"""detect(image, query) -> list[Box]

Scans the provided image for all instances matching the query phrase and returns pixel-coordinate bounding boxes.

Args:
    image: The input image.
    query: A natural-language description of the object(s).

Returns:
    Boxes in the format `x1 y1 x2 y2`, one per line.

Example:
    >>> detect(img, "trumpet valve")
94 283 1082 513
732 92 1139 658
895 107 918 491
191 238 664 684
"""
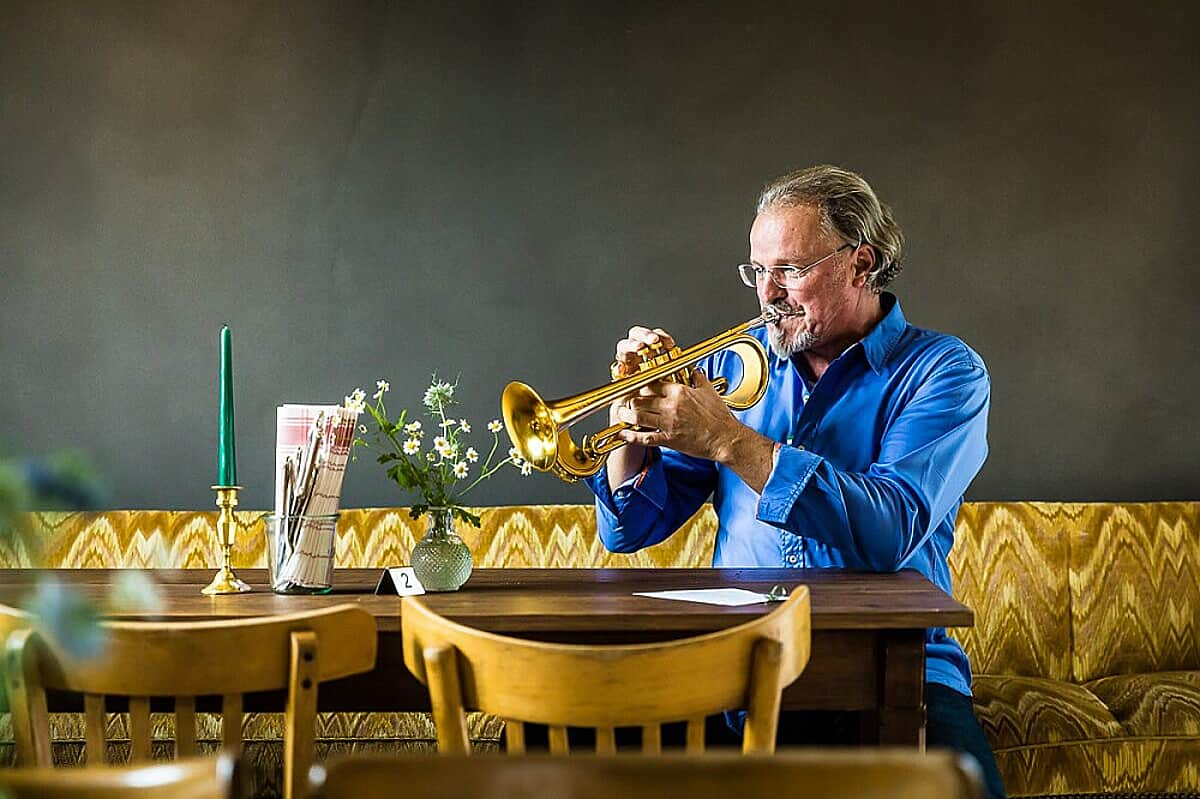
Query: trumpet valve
642 345 690 384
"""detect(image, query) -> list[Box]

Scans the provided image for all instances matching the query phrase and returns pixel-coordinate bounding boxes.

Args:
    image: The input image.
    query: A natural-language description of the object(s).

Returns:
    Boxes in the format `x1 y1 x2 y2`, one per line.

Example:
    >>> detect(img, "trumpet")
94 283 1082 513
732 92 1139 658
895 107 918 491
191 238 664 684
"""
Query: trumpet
501 308 782 482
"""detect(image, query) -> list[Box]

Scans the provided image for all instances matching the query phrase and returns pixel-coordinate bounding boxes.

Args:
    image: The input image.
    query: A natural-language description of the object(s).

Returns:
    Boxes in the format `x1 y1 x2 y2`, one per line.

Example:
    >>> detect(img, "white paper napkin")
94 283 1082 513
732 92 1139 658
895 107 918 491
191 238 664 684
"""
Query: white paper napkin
633 588 773 607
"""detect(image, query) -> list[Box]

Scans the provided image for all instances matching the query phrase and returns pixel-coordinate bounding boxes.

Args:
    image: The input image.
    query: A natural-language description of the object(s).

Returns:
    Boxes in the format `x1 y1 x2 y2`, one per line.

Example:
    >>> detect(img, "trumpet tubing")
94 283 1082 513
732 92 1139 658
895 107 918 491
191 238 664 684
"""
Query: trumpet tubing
501 310 779 482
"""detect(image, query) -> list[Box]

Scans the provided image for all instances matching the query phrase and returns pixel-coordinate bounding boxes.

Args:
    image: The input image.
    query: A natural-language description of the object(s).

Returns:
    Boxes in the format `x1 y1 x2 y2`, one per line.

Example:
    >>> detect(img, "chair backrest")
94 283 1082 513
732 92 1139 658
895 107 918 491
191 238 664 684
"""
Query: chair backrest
0 752 242 799
400 587 810 755
1 603 376 799
310 750 984 799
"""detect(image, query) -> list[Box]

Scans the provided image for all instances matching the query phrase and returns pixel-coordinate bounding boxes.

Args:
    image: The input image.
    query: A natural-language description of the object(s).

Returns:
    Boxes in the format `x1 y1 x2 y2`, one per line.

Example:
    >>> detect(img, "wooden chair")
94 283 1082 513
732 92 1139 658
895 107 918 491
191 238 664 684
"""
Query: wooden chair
0 752 244 799
1 603 376 799
400 586 810 755
310 750 985 799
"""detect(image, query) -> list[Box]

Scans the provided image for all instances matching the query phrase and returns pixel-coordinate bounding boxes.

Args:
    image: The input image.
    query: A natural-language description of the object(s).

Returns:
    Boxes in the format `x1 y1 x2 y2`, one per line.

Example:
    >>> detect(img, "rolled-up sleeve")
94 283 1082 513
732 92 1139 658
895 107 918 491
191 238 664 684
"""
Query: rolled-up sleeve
587 449 717 554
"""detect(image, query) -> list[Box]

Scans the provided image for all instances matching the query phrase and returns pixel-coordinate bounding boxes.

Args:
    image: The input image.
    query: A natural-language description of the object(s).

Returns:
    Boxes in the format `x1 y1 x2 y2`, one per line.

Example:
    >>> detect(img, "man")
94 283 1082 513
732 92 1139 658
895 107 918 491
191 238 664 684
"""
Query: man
584 165 1005 798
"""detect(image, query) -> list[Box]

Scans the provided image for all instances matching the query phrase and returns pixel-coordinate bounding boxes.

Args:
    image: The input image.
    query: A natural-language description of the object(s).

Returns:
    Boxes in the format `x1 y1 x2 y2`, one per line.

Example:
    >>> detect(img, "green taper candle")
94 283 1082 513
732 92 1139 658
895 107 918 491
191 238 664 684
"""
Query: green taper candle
217 325 237 486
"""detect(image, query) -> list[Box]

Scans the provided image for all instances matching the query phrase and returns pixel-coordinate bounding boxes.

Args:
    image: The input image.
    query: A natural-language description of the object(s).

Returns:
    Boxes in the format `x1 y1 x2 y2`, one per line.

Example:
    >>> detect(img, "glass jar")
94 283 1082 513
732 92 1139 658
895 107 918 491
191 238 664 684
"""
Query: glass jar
411 507 473 592
264 513 339 594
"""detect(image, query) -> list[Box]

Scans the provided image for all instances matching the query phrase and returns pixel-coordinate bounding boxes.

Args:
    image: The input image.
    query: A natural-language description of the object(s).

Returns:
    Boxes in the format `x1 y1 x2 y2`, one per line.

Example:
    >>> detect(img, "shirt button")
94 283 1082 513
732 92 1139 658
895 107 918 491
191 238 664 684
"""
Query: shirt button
786 554 799 565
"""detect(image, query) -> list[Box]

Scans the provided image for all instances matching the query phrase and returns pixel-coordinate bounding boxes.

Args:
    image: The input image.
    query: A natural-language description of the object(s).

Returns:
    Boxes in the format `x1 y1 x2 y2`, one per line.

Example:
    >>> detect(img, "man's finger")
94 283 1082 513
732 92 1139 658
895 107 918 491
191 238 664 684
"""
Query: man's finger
651 328 677 348
618 429 665 447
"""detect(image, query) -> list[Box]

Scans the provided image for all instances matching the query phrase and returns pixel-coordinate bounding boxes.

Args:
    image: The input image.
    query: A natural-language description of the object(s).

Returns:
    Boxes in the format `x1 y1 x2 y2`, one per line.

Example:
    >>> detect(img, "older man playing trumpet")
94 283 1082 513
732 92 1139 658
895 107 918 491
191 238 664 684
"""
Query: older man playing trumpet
586 165 1005 799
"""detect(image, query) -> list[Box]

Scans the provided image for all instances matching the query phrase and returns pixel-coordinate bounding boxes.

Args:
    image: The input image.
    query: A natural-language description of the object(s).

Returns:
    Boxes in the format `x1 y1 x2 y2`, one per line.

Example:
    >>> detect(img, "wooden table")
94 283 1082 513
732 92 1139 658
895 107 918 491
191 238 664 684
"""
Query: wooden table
0 568 971 747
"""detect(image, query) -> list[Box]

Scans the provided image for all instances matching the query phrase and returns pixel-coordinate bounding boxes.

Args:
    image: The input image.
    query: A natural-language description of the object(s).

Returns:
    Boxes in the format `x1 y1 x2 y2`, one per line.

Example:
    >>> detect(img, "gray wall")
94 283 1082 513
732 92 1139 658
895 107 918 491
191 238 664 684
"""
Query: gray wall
2 0 1197 510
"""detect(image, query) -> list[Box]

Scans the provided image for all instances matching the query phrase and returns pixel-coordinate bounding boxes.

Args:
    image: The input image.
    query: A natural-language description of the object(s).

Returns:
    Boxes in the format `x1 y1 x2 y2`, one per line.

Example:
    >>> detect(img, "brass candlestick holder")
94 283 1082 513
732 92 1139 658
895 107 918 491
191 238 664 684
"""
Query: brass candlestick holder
202 485 252 595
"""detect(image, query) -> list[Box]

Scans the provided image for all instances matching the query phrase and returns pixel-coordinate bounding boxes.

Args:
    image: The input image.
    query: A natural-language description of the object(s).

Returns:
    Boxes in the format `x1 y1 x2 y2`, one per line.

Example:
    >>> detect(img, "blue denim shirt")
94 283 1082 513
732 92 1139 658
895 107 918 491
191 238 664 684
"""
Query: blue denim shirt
585 293 990 696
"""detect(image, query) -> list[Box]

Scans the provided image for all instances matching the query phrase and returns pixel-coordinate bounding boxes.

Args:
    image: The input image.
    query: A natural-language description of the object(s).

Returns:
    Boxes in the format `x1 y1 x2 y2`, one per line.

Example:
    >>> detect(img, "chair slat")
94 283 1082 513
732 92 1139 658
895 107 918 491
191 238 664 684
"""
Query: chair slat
175 696 196 757
424 645 471 755
641 724 661 755
84 693 106 764
743 638 785 755
595 726 616 755
505 720 526 755
548 725 569 755
686 716 706 753
284 630 318 799
222 693 243 751
128 696 151 762
4 628 52 766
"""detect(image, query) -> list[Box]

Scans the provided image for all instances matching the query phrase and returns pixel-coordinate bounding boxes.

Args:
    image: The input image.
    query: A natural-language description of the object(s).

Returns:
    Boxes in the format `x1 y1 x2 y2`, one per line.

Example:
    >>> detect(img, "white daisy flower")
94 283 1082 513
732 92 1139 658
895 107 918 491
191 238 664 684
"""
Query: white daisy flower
458 419 471 433
359 424 368 434
433 436 449 451
376 379 390 393
487 419 503 433
344 392 366 413
404 420 422 433
403 438 420 455
465 447 479 463
453 461 469 479
520 462 532 476
440 418 456 428
508 447 521 461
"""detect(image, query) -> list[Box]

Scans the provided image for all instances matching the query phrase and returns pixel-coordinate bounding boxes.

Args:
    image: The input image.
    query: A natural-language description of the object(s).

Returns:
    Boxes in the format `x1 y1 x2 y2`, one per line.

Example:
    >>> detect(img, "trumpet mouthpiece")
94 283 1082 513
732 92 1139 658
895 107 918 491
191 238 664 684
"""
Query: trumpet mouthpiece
760 306 783 325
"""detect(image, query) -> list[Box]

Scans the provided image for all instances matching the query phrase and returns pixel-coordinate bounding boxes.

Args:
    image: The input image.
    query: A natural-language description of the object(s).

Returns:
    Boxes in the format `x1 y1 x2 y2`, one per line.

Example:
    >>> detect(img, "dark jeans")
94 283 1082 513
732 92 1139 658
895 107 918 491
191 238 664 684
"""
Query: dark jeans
763 683 1007 799
519 684 1005 799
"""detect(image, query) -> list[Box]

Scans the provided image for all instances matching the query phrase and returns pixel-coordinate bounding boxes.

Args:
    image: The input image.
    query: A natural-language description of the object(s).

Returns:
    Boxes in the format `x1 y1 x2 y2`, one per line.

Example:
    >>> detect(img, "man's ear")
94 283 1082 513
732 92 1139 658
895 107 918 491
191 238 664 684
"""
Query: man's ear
851 244 876 288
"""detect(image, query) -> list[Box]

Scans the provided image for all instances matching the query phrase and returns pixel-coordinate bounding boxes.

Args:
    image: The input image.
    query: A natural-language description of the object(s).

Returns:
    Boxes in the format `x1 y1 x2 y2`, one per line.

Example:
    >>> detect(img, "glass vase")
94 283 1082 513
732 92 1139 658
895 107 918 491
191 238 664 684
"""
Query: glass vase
411 506 473 592
264 513 339 595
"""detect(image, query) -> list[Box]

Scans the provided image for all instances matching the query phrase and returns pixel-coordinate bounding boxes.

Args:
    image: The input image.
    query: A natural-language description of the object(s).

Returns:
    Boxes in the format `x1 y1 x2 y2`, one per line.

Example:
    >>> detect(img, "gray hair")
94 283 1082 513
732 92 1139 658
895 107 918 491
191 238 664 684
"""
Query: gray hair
756 165 904 293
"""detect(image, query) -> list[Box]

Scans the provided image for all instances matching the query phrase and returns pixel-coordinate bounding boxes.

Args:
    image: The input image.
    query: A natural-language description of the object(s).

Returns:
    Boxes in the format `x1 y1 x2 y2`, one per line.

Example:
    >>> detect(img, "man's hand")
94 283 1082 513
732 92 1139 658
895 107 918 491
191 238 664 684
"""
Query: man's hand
605 325 777 494
614 368 742 463
604 325 675 492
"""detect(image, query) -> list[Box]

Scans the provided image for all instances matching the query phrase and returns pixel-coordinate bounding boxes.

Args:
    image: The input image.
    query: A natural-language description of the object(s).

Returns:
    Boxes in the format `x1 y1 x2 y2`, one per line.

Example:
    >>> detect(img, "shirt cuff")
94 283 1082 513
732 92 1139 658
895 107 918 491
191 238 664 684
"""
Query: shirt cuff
757 444 823 527
615 449 667 512
586 449 668 515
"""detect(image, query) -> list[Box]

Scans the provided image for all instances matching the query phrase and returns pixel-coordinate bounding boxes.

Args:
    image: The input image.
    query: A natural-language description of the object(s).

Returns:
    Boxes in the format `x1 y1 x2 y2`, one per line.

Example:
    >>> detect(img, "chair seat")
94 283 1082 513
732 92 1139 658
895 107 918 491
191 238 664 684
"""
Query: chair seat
1084 670 1200 737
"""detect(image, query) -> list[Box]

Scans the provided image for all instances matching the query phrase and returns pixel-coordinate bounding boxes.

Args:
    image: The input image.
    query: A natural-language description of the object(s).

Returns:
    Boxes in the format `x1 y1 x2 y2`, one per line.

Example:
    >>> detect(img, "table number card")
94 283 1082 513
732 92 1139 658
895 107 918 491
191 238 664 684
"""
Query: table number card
374 567 426 596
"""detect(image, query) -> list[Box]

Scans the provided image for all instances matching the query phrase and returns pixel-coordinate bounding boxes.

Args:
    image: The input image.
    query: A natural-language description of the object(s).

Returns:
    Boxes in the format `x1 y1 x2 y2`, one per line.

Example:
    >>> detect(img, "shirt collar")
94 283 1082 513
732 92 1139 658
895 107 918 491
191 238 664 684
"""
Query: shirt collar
768 292 907 376
859 292 906 374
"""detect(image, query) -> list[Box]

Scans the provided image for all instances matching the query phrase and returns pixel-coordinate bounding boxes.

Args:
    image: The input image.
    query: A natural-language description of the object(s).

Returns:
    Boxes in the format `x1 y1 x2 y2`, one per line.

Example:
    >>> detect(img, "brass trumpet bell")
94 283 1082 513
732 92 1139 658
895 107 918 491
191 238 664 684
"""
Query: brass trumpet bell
502 310 781 482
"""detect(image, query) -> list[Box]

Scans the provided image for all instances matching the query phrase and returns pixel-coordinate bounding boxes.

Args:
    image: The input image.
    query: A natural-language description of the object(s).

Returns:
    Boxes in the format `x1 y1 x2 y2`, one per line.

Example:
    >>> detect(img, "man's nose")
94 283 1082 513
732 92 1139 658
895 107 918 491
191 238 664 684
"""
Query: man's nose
758 275 786 306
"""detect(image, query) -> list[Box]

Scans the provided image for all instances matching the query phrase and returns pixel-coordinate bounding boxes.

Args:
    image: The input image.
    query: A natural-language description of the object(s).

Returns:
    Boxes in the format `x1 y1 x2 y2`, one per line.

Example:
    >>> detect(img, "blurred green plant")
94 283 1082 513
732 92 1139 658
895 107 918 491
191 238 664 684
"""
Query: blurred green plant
0 450 162 710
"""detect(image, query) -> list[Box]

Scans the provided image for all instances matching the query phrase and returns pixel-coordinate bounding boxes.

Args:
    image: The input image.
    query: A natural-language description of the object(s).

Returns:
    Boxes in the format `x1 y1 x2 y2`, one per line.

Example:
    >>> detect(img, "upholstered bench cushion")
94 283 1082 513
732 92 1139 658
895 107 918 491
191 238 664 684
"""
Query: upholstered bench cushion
973 675 1122 751
1070 504 1200 683
948 504 1073 681
991 739 1200 797
1085 670 1200 737
975 673 1200 797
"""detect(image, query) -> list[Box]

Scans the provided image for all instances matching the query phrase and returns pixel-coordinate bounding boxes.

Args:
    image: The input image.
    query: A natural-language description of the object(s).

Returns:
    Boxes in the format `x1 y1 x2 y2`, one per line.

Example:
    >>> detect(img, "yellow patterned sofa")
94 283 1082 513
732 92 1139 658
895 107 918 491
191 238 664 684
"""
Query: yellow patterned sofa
949 503 1200 797
3 502 1198 798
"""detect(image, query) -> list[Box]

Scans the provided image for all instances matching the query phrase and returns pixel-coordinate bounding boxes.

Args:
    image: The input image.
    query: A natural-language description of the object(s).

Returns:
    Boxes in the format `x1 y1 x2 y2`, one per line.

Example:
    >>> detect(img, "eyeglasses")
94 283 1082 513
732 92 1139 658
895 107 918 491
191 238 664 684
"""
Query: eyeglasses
737 243 855 289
